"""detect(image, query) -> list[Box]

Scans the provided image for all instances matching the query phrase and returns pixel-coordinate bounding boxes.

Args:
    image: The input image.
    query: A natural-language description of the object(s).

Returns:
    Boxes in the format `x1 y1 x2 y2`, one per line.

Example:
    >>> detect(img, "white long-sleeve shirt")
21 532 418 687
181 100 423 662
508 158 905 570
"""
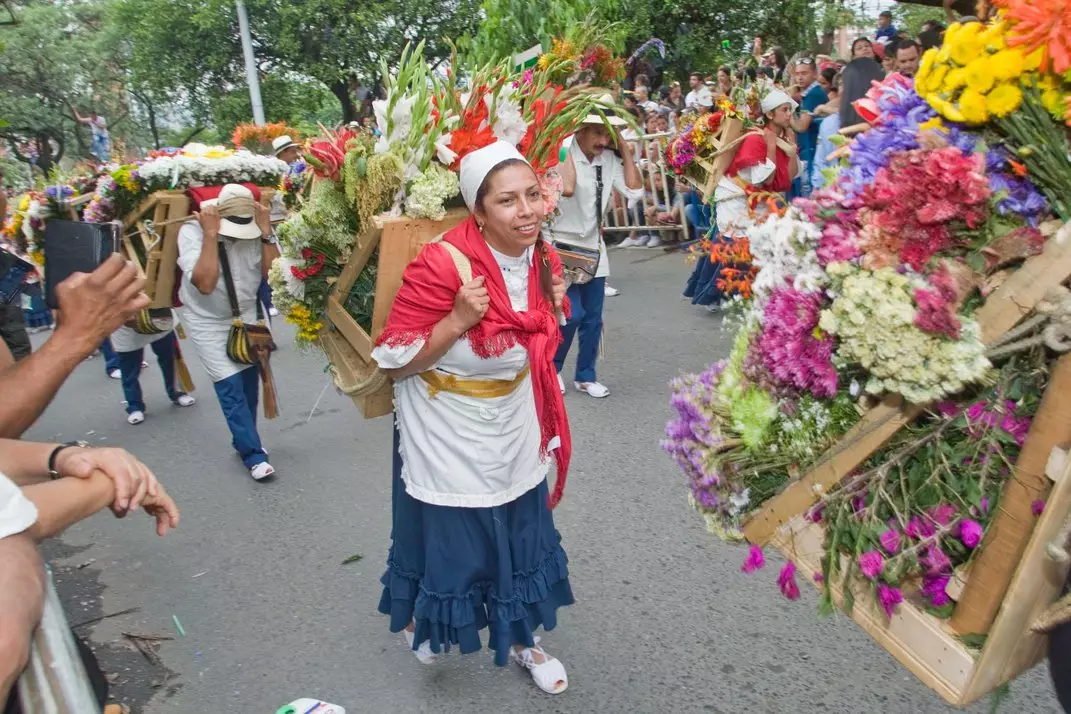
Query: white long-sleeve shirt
0 472 37 539
547 138 644 279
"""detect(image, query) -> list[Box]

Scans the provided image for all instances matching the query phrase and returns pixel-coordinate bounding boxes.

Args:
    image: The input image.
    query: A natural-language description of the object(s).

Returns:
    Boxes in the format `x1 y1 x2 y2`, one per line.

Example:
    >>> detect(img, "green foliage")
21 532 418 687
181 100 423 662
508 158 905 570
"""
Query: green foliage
893 4 948 37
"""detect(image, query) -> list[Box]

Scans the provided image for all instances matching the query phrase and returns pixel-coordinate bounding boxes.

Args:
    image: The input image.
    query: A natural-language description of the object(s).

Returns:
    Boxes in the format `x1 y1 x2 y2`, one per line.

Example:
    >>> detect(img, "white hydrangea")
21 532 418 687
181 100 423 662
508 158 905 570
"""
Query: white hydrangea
138 149 286 190
748 208 826 305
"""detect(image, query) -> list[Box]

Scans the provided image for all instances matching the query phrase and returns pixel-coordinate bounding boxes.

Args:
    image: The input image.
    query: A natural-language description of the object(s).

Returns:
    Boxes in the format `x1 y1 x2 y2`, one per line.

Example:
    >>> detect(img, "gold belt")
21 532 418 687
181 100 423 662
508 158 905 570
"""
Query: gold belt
419 366 531 399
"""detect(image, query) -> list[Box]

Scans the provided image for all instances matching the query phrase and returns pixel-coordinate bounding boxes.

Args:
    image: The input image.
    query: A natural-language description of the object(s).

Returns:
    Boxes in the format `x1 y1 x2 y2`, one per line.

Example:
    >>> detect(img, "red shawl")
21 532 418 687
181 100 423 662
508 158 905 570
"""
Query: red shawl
376 215 573 508
726 132 795 193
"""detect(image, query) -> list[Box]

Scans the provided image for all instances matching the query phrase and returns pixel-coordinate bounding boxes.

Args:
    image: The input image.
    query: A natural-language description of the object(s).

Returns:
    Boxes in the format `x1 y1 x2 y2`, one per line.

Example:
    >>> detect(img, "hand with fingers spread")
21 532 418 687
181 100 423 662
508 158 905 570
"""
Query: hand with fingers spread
53 254 149 354
450 276 490 332
52 446 160 515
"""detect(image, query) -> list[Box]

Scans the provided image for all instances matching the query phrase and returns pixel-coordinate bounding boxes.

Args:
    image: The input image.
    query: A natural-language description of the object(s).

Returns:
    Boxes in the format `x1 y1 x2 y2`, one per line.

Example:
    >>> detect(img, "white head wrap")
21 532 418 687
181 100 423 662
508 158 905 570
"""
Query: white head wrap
459 141 530 212
760 89 799 115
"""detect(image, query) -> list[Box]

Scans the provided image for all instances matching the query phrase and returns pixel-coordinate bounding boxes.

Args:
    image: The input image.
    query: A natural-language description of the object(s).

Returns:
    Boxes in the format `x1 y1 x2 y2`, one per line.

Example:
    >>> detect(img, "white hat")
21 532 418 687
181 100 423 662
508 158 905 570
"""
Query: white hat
760 89 798 115
459 141 530 212
203 184 261 240
581 94 629 127
272 135 295 156
696 88 715 108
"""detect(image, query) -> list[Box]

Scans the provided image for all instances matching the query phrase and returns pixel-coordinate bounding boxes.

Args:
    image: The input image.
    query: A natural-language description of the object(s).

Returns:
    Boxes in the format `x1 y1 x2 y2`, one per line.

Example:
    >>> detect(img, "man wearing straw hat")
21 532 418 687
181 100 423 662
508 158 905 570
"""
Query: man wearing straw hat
177 184 280 481
272 135 302 165
550 96 643 400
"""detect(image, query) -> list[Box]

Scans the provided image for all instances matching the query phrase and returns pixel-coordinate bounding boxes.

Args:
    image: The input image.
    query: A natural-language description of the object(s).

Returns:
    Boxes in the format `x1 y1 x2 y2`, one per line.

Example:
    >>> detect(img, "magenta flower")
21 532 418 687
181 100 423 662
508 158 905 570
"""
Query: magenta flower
807 503 826 523
905 516 935 540
958 519 984 549
813 572 825 584
741 545 766 573
929 503 957 526
877 583 903 618
879 528 901 554
921 575 951 607
920 545 951 575
778 561 801 601
757 288 838 399
1032 499 1046 517
858 551 885 579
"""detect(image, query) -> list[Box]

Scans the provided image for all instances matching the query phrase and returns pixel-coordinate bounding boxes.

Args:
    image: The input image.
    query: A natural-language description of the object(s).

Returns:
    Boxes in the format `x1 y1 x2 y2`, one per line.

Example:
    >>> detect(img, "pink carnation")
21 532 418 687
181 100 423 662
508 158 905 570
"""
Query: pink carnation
777 561 801 601
877 583 903 618
741 545 766 573
758 288 838 399
958 519 984 549
858 551 885 579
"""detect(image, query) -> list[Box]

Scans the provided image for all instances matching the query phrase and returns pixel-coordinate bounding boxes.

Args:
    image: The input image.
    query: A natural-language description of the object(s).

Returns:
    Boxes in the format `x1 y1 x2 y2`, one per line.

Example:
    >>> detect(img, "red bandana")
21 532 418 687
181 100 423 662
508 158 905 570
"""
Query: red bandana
376 215 573 508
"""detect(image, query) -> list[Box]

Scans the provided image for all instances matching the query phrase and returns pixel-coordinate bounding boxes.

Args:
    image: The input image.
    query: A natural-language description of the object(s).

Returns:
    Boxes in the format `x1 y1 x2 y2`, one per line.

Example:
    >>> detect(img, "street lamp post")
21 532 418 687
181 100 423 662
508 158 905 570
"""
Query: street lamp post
236 0 265 125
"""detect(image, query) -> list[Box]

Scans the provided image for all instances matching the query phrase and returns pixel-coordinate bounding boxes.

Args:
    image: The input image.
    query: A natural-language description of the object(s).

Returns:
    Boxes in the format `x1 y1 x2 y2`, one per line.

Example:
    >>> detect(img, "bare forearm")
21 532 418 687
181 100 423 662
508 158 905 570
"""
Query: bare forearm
191 237 221 295
0 440 58 485
261 242 280 279
383 314 466 380
0 533 45 700
0 331 95 438
23 471 114 541
620 147 642 190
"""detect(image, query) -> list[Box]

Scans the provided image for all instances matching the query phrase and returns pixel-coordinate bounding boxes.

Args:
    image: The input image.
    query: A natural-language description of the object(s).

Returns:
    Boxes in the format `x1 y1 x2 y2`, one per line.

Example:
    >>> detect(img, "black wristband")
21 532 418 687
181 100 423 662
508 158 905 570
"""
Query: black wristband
47 441 90 479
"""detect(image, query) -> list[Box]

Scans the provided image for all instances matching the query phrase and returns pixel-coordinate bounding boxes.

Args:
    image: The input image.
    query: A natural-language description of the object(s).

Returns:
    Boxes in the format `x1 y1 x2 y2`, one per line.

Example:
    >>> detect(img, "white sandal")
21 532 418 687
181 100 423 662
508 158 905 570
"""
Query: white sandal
403 628 439 665
510 638 568 694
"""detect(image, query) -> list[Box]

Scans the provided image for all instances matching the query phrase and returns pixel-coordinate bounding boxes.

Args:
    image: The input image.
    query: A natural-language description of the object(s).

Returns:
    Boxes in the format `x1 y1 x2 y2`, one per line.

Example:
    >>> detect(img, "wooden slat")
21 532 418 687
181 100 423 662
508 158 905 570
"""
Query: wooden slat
370 209 468 341
332 223 383 299
325 297 372 362
962 448 1071 704
149 194 189 309
772 517 976 705
744 227 1071 546
743 396 920 544
319 328 393 419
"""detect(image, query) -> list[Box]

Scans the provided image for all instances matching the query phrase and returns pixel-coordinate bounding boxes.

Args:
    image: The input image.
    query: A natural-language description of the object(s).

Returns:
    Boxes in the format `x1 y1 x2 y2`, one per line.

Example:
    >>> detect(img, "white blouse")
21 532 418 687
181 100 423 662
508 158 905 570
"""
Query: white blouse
371 245 550 508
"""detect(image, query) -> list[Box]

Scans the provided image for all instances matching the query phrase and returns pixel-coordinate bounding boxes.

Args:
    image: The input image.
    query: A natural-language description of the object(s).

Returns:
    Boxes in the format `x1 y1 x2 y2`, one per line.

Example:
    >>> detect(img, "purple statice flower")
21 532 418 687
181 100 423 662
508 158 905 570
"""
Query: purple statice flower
880 528 902 554
741 545 765 573
921 574 951 607
877 583 903 618
758 287 838 399
777 561 801 600
958 519 984 549
1033 499 1046 517
920 545 951 575
858 551 885 579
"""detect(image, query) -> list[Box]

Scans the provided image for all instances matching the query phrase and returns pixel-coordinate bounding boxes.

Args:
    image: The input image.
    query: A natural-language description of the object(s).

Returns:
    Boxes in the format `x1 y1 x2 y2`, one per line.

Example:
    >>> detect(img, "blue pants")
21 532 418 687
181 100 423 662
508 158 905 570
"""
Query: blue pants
212 366 267 469
554 277 605 384
258 278 274 312
117 333 182 414
100 338 121 373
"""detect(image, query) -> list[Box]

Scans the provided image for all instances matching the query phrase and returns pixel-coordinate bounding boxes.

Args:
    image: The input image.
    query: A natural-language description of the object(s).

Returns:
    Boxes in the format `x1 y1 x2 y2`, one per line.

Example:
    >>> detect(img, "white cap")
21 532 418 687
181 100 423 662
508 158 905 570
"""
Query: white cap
272 135 295 156
459 141 529 212
760 89 798 115
696 88 715 108
203 184 261 240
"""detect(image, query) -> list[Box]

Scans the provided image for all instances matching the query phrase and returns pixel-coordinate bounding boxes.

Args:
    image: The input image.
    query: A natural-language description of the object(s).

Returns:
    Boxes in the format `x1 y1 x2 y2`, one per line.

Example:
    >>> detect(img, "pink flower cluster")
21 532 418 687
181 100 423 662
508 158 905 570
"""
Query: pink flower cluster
794 189 862 267
913 263 962 339
863 148 990 270
938 398 1033 447
757 288 838 399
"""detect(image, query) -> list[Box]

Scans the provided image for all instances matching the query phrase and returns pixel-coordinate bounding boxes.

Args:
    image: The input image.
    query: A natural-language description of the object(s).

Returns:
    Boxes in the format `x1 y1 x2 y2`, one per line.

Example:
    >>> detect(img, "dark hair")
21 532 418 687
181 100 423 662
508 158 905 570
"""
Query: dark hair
821 66 838 85
879 10 892 18
474 159 557 315
759 65 775 80
772 48 788 71
635 73 650 86
886 38 901 56
840 57 886 127
852 37 873 55
746 67 758 83
718 65 732 77
689 71 702 79
919 26 945 51
897 39 921 56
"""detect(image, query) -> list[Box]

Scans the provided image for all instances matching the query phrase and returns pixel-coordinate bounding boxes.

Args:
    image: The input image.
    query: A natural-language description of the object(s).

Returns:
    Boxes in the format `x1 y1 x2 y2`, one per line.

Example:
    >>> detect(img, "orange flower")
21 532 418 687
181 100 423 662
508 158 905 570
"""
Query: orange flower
1008 158 1029 176
992 0 1071 74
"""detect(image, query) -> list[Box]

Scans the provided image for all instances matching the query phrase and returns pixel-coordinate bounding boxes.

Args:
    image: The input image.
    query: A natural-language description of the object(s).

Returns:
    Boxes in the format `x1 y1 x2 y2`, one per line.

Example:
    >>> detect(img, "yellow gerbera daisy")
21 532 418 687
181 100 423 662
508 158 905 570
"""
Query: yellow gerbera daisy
989 49 1025 82
949 26 984 66
965 56 994 93
1024 47 1045 72
943 67 968 91
1042 88 1067 118
985 83 1023 118
927 64 950 94
958 89 989 124
980 21 1008 51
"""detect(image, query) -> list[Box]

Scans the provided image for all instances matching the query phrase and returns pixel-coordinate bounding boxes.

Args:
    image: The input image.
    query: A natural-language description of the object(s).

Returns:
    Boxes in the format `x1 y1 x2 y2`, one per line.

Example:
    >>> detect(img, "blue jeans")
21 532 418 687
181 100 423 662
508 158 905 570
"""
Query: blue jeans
212 366 267 469
117 333 183 414
100 338 121 373
554 277 605 384
258 278 274 313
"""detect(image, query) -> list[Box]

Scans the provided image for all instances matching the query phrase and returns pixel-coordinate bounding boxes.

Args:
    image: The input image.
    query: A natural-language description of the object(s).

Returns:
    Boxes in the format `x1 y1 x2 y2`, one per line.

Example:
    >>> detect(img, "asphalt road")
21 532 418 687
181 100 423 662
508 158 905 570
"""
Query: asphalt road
26 248 1062 714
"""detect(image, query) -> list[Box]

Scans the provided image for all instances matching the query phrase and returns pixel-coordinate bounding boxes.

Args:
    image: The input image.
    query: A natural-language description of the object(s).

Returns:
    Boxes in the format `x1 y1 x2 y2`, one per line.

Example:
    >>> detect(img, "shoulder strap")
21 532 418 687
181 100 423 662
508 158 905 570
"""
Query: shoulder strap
430 234 473 284
217 241 264 322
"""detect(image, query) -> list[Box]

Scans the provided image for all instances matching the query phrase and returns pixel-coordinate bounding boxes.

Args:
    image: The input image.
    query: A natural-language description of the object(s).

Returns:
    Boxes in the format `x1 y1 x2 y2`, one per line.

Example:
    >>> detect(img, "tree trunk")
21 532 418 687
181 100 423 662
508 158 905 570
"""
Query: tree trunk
331 80 357 124
35 132 57 175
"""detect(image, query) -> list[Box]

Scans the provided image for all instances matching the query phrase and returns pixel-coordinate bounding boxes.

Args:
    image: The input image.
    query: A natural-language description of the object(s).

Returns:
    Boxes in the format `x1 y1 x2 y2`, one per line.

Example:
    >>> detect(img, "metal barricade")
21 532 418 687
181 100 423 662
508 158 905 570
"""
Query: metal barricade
604 131 692 244
18 567 100 714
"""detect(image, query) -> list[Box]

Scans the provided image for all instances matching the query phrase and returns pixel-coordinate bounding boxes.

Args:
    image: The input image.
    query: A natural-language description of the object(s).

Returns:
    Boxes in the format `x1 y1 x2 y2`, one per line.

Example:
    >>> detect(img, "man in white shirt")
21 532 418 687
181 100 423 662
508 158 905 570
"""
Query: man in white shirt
177 184 280 481
684 72 703 109
549 109 644 399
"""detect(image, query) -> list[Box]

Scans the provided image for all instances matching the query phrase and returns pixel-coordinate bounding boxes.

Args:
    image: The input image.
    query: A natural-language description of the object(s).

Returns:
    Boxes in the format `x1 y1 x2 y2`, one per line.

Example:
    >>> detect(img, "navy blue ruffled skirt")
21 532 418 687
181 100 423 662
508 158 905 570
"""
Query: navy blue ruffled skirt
378 426 574 666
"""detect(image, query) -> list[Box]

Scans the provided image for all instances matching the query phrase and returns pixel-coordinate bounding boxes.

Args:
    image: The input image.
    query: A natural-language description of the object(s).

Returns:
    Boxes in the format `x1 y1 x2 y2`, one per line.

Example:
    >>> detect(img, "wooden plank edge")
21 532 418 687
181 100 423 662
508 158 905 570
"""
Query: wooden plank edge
960 447 1071 704
772 518 975 706
325 297 373 362
318 330 393 419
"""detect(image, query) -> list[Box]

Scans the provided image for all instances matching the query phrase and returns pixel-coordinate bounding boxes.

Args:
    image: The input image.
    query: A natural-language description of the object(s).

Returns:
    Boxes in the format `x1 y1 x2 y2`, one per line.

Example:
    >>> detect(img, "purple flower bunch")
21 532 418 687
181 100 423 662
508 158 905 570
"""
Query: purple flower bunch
44 185 75 200
757 287 838 398
662 362 727 510
937 398 1033 447
985 147 1049 226
667 125 698 171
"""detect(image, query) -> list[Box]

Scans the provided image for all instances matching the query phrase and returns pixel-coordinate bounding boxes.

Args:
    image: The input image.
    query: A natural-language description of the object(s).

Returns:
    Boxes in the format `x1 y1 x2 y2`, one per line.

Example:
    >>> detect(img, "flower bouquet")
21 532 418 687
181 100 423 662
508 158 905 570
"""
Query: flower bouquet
662 3 1071 703
231 121 301 155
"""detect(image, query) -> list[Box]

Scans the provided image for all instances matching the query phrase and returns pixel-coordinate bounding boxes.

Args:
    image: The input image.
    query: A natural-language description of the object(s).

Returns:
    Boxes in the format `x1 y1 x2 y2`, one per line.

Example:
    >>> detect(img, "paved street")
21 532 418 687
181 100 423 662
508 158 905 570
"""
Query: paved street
27 249 1061 713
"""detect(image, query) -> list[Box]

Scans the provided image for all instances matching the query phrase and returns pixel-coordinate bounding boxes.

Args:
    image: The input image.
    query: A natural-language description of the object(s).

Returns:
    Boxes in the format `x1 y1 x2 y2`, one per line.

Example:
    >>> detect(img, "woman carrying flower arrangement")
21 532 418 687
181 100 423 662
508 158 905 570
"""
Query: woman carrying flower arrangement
371 141 574 695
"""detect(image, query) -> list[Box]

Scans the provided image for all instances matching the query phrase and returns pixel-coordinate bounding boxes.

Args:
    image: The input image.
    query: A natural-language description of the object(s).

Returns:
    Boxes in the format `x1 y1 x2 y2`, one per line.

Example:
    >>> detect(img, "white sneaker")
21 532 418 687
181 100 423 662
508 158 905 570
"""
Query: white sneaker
604 284 620 297
174 394 196 407
575 381 610 398
127 411 145 425
269 307 280 317
141 360 149 368
108 368 122 379
557 374 565 394
645 235 665 248
616 236 644 249
250 462 275 481
403 628 439 665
